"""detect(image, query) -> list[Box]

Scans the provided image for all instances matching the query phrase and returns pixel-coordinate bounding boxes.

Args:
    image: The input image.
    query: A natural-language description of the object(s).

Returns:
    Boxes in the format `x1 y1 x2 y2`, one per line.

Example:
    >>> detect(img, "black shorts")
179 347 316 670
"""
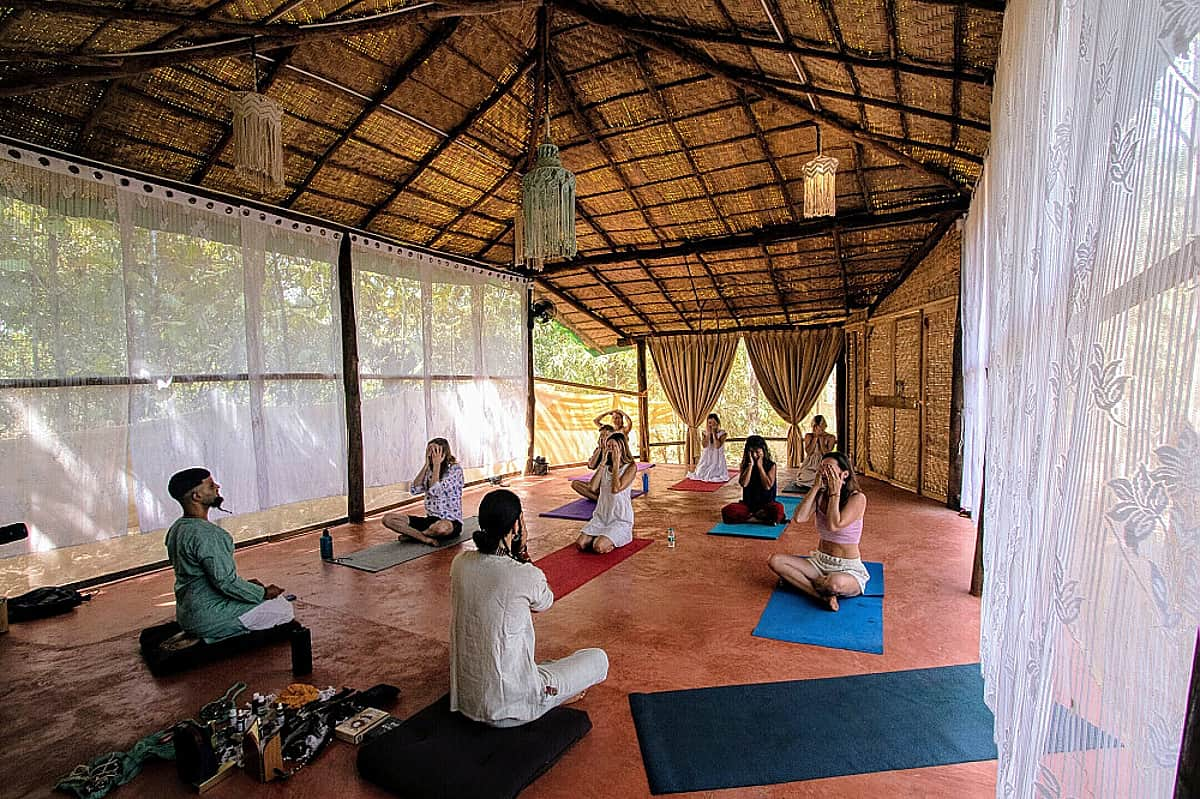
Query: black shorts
408 515 463 537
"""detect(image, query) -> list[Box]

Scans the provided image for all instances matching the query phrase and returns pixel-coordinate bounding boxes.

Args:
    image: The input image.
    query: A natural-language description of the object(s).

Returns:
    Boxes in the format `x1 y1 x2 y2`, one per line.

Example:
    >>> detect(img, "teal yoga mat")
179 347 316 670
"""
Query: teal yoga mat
334 517 480 573
707 495 802 539
628 663 1118 794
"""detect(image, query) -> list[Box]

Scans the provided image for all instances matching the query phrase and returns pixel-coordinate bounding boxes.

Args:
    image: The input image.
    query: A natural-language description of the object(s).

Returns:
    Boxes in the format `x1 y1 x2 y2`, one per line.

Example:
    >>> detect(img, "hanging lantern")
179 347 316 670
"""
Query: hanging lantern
515 135 576 272
802 127 838 218
229 38 284 193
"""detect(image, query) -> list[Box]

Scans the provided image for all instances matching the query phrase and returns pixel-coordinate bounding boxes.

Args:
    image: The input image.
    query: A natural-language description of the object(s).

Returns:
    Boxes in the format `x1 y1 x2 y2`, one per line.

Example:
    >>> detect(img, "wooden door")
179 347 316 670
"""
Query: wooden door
891 313 922 492
865 321 894 480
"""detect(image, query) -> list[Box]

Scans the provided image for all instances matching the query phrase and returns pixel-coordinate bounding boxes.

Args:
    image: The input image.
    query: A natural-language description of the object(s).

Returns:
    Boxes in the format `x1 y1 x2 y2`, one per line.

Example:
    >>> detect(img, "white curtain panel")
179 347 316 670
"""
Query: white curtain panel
965 0 1199 793
960 169 991 515
353 240 528 499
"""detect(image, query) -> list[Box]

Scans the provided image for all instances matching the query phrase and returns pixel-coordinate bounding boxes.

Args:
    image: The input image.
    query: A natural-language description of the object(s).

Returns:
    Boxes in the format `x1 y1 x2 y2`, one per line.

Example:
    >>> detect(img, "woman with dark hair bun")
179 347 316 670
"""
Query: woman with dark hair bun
449 490 609 727
769 450 869 611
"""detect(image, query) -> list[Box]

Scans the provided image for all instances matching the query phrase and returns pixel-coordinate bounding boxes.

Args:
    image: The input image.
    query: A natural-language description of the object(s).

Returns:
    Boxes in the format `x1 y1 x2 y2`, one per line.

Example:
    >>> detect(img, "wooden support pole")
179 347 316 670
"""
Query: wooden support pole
525 287 537 473
636 339 651 462
969 469 984 596
1176 631 1200 798
336 233 365 522
947 290 965 509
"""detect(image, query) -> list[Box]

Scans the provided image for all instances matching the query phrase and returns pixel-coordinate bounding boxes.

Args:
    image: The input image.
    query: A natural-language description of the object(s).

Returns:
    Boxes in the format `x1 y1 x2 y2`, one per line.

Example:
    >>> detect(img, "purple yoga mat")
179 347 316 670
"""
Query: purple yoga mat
538 490 646 520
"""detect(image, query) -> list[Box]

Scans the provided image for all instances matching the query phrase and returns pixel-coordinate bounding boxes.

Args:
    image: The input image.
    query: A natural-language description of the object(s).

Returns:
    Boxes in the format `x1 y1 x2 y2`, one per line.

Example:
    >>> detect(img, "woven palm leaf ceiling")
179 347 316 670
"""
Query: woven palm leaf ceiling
0 0 1002 347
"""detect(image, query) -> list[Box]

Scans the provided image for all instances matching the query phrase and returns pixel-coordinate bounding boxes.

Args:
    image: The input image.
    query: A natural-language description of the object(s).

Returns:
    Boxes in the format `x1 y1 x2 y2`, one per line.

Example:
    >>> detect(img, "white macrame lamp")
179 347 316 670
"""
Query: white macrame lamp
515 120 576 272
229 37 284 193
802 127 838 218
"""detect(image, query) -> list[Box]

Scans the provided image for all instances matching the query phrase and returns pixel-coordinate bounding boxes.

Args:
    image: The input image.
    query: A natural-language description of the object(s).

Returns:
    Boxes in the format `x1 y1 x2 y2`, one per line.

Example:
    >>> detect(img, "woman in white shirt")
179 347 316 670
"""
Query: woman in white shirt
577 432 637 553
450 489 609 727
687 412 730 482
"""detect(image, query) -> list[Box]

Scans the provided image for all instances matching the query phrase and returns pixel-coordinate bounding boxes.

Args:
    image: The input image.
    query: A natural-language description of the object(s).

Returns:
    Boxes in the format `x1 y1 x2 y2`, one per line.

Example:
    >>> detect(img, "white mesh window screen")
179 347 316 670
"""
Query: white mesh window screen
962 0 1199 793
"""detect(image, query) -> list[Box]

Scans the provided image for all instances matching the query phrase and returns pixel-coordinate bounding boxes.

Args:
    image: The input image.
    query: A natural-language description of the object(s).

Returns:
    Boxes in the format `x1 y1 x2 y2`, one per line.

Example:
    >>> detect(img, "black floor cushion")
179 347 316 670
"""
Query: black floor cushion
139 619 302 677
357 695 591 799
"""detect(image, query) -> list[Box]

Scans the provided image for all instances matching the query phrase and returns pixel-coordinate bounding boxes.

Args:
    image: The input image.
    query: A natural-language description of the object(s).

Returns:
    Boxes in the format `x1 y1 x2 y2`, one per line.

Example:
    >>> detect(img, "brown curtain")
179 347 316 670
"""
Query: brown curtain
647 334 739 465
744 328 844 467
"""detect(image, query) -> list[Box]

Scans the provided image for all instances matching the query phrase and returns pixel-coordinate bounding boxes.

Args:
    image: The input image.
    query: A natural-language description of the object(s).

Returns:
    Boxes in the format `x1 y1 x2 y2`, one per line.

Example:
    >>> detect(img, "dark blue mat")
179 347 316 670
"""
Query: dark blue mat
628 664 1118 794
753 562 886 653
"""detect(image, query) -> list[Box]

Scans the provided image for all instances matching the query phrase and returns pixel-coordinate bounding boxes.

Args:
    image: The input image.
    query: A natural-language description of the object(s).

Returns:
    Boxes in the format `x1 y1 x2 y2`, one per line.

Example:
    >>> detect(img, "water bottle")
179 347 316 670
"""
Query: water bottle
666 527 676 548
320 528 333 561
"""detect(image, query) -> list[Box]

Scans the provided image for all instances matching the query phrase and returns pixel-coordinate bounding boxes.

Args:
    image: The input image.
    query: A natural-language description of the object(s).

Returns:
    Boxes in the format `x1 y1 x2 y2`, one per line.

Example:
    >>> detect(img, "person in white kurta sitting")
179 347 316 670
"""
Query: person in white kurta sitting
687 412 730 482
450 489 609 727
576 432 637 554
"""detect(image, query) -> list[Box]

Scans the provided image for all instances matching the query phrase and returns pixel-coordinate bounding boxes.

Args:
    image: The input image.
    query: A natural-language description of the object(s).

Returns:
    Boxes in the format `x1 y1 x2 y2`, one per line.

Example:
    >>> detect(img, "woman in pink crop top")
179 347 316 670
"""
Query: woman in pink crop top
768 451 869 611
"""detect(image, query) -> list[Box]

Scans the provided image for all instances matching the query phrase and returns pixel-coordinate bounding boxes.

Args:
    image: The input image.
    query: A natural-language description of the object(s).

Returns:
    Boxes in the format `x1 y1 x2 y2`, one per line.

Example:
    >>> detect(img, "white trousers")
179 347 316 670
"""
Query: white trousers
492 648 610 728
238 595 295 631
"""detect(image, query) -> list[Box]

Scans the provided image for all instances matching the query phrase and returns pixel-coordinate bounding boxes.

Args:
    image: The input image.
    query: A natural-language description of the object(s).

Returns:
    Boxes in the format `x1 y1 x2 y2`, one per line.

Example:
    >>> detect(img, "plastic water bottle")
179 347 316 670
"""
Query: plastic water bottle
320 528 334 561
666 527 676 548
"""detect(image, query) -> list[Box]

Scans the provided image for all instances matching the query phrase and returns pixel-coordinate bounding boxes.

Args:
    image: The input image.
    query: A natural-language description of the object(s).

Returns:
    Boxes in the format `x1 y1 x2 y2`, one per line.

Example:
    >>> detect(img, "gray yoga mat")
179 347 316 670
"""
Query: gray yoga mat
334 517 480 573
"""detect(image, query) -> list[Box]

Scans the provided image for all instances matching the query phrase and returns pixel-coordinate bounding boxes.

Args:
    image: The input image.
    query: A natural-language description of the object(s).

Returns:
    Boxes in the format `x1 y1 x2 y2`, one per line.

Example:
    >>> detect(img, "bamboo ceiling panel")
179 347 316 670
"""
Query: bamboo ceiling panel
0 0 1001 345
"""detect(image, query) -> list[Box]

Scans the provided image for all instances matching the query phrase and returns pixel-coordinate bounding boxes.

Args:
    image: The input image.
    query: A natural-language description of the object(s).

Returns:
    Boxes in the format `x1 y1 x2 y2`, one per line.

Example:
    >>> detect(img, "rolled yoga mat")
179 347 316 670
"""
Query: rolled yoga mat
628 663 1118 795
334 517 480 573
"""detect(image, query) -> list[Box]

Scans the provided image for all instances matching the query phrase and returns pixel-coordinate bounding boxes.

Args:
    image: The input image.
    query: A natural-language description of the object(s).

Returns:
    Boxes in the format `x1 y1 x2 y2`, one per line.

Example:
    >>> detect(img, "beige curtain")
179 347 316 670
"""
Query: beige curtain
744 328 843 467
647 334 739 465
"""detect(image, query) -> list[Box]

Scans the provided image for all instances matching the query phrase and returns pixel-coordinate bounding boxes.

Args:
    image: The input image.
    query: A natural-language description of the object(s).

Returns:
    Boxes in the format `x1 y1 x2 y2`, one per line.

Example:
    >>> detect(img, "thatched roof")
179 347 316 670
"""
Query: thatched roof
0 0 1001 347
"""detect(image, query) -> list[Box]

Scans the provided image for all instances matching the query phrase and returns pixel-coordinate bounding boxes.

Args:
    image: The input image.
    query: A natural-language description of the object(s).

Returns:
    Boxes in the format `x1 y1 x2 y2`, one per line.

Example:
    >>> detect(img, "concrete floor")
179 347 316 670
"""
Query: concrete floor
0 465 994 798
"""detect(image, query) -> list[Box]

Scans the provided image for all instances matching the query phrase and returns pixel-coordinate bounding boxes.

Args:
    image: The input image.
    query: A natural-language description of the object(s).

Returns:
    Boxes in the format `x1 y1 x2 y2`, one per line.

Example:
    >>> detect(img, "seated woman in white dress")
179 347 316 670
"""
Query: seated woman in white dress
792 415 838 492
687 413 730 482
576 432 637 554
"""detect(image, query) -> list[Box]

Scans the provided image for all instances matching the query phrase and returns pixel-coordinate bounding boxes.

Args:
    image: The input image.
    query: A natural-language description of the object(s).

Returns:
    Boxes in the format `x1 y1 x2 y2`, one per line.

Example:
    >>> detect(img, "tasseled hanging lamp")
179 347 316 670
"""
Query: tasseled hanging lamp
229 37 284 193
802 127 838 218
515 123 576 272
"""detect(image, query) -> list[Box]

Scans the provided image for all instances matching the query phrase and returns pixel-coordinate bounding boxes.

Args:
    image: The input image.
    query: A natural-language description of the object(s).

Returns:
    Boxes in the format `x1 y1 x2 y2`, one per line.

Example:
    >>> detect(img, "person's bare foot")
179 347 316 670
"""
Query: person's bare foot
398 529 437 545
825 594 840 612
562 690 587 706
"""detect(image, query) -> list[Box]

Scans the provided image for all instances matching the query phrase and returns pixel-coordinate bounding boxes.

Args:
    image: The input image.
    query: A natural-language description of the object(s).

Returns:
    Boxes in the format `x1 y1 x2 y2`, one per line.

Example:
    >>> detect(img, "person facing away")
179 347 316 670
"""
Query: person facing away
792 415 838 492
571 423 615 502
687 412 730 482
164 468 294 642
450 489 609 727
383 437 464 545
721 435 786 525
769 450 869 612
577 431 638 553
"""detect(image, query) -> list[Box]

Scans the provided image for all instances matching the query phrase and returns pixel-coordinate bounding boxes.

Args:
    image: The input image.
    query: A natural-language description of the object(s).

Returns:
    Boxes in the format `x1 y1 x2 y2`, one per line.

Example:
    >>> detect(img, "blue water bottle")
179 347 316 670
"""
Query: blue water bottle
320 528 334 561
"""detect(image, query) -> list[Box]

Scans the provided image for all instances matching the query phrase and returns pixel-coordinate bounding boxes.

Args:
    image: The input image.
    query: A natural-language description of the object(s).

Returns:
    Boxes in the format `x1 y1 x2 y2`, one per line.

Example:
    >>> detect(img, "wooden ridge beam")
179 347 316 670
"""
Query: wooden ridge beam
284 19 460 206
358 50 535 228
546 196 969 270
0 1 531 97
557 0 961 188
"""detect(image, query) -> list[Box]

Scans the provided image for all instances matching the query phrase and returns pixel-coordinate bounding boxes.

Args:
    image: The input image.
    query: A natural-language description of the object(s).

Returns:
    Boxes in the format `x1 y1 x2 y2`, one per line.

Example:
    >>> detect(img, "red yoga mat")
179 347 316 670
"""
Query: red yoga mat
669 470 739 492
534 538 653 599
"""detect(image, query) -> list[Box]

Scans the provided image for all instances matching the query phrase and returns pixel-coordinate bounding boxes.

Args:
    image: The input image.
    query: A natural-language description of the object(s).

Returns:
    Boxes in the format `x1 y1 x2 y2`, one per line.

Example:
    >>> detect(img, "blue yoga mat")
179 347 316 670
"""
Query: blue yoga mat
628 663 1118 794
754 586 883 653
708 495 802 539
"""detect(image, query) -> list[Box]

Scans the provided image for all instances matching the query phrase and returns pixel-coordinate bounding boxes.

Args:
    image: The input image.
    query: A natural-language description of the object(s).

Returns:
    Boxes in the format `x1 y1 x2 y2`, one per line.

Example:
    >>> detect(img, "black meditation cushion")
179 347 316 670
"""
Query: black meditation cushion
357 695 591 799
139 619 301 677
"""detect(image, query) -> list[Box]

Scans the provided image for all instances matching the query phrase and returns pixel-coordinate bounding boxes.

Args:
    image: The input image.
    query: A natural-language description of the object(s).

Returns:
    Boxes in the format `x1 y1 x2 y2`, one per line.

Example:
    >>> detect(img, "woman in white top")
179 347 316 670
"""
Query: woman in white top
792 415 838 492
687 412 730 482
576 432 637 553
450 489 608 727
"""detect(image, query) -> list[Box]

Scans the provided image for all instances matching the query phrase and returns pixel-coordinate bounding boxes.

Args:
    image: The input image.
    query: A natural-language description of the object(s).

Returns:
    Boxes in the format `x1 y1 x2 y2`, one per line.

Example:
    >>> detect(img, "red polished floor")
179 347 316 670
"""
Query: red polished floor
0 466 994 798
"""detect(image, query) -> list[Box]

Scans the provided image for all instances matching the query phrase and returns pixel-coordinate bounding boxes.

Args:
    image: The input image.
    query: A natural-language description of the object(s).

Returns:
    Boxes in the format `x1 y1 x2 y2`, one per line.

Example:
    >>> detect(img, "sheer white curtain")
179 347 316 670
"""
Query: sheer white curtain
0 159 130 554
966 0 1199 792
960 172 990 515
353 238 528 505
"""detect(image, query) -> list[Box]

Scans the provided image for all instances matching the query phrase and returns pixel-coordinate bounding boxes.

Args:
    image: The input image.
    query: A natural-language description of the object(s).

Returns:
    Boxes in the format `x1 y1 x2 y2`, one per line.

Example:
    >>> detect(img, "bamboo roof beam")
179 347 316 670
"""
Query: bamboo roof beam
284 19 460 206
358 50 535 228
555 0 960 188
883 0 913 143
546 196 968 269
868 213 960 313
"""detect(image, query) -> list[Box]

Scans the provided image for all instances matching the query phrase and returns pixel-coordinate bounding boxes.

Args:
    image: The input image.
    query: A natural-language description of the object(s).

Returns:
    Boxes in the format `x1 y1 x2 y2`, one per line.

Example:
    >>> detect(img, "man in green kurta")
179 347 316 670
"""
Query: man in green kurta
165 468 294 642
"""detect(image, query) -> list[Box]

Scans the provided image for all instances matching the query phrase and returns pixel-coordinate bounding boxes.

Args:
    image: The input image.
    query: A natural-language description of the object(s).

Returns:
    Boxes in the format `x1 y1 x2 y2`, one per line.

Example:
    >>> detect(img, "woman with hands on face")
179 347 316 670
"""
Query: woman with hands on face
721 435 786 525
576 432 638 554
687 412 730 483
572 424 616 502
769 451 869 611
383 437 465 545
